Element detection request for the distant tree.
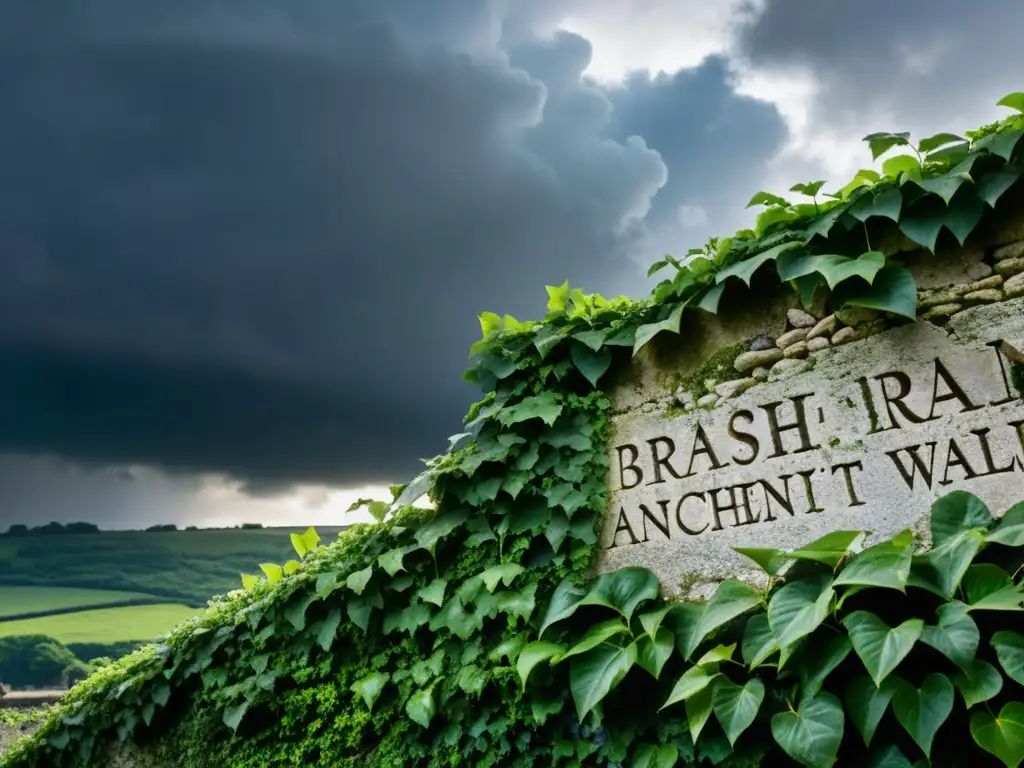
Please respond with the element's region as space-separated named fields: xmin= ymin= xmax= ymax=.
xmin=185 ymin=525 xmax=198 ymax=531
xmin=64 ymin=522 xmax=100 ymax=534
xmin=4 ymin=524 xmax=28 ymax=536
xmin=144 ymin=524 xmax=177 ymax=533
xmin=240 ymin=523 xmax=263 ymax=530
xmin=29 ymin=522 xmax=66 ymax=535
xmin=0 ymin=636 xmax=89 ymax=689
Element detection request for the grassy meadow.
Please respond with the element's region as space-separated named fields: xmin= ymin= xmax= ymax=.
xmin=0 ymin=604 xmax=200 ymax=644
xmin=0 ymin=587 xmax=161 ymax=619
xmin=0 ymin=525 xmax=348 ymax=679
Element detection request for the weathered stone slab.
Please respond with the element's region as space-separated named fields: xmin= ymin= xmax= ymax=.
xmin=596 ymin=298 xmax=1024 ymax=599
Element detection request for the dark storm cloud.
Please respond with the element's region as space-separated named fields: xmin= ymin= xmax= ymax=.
xmin=737 ymin=0 xmax=1024 ymax=136
xmin=602 ymin=56 xmax=787 ymax=250
xmin=0 ymin=0 xmax=677 ymax=493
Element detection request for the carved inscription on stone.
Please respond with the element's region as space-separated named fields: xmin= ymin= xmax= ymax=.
xmin=596 ymin=299 xmax=1024 ymax=598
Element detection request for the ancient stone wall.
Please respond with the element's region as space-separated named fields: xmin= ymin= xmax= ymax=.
xmin=597 ymin=201 xmax=1024 ymax=599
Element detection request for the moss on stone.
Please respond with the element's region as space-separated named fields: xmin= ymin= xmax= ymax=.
xmin=675 ymin=341 xmax=748 ymax=401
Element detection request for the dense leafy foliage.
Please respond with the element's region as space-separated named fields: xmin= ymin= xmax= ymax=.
xmin=0 ymin=636 xmax=91 ymax=690
xmin=3 ymin=94 xmax=1024 ymax=768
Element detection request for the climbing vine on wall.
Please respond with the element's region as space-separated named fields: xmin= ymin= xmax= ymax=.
xmin=4 ymin=93 xmax=1024 ymax=768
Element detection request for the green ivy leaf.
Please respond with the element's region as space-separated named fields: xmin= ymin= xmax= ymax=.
xmin=742 ymin=612 xmax=779 ymax=669
xmin=768 ymin=574 xmax=834 ymax=652
xmin=842 ymin=611 xmax=923 ymax=687
xmin=788 ymin=530 xmax=865 ymax=568
xmin=633 ymin=744 xmax=680 ymax=768
xmin=770 ymin=692 xmax=845 ymax=768
xmin=777 ymin=250 xmax=885 ymax=291
xmin=919 ymin=133 xmax=966 ymax=154
xmin=712 ymin=677 xmax=765 ymax=747
xmin=733 ymin=547 xmax=788 ymax=577
xmin=378 ymin=548 xmax=408 ymax=577
xmin=479 ymin=564 xmax=525 ymax=593
xmin=538 ymin=578 xmax=587 ymax=638
xmin=415 ymin=508 xmax=469 ymax=557
xmin=241 ymin=574 xmax=261 ymax=591
xmin=909 ymin=529 xmax=985 ymax=599
xmin=222 ymin=701 xmax=249 ymax=732
xmin=517 ymin=642 xmax=567 ymax=686
xmin=716 ymin=241 xmax=802 ymax=288
xmin=755 ymin=206 xmax=801 ymax=237
xmin=867 ymin=744 xmax=915 ymax=768
xmin=952 ymin=660 xmax=1004 ymax=708
xmin=557 ymin=619 xmax=630 ymax=664
xmin=497 ymin=392 xmax=563 ymax=427
xmin=978 ymin=128 xmax=1024 ymax=161
xmin=638 ymin=606 xmax=673 ymax=641
xmin=993 ymin=631 xmax=1024 ymax=685
xmin=971 ymin=702 xmax=1024 ymax=768
xmin=839 ymin=265 xmax=918 ymax=320
xmin=632 ymin=302 xmax=686 ymax=357
xmin=864 ymin=131 xmax=911 ymax=160
xmin=919 ymin=602 xmax=979 ymax=673
xmin=933 ymin=491 xmax=993 ymax=546
xmin=259 ymin=563 xmax=283 ymax=583
xmin=747 ymin=191 xmax=791 ymax=208
xmin=351 ymin=671 xmax=389 ymax=713
xmin=796 ymin=633 xmax=852 ymax=701
xmin=998 ymin=93 xmax=1024 ymax=114
xmin=570 ymin=341 xmax=613 ymax=387
xmin=569 ymin=640 xmax=638 ymax=720
xmin=977 ymin=163 xmax=1024 ymax=208
xmin=315 ymin=608 xmax=342 ymax=652
xmin=416 ymin=578 xmax=447 ymax=607
xmin=686 ymin=687 xmax=715 ymax=744
xmin=636 ymin=628 xmax=675 ymax=680
xmin=661 ymin=665 xmax=720 ymax=711
xmin=834 ymin=530 xmax=913 ymax=592
xmin=846 ymin=675 xmax=899 ymax=748
xmin=348 ymin=591 xmax=382 ymax=632
xmin=790 ymin=181 xmax=826 ymax=198
xmin=578 ymin=567 xmax=660 ymax=622
xmin=685 ymin=579 xmax=763 ymax=658
xmin=803 ymin=204 xmax=849 ymax=242
xmin=346 ymin=566 xmax=374 ymax=595
xmin=850 ymin=185 xmax=903 ymax=222
xmin=284 ymin=593 xmax=316 ymax=632
xmin=987 ymin=503 xmax=1024 ymax=547
xmin=891 ymin=673 xmax=955 ymax=760
xmin=964 ymin=563 xmax=1014 ymax=603
xmin=406 ymin=688 xmax=436 ymax=728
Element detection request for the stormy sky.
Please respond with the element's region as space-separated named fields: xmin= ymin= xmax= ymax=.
xmin=0 ymin=0 xmax=1021 ymax=529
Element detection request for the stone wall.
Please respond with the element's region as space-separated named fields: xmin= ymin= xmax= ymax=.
xmin=597 ymin=197 xmax=1024 ymax=599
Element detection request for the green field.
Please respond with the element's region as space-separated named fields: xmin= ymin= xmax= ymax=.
xmin=0 ymin=587 xmax=161 ymax=618
xmin=0 ymin=526 xmax=349 ymax=605
xmin=0 ymin=604 xmax=200 ymax=644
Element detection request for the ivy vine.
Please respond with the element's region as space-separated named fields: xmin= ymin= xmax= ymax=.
xmin=3 ymin=93 xmax=1024 ymax=768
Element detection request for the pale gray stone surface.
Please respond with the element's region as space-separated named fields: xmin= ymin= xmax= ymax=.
xmin=735 ymin=349 xmax=783 ymax=373
xmin=783 ymin=341 xmax=809 ymax=359
xmin=807 ymin=337 xmax=830 ymax=352
xmin=787 ymin=308 xmax=818 ymax=328
xmin=596 ymin=298 xmax=1024 ymax=599
xmin=1006 ymin=273 xmax=1024 ymax=298
xmin=831 ymin=327 xmax=859 ymax=345
xmin=807 ymin=315 xmax=836 ymax=340
xmin=777 ymin=328 xmax=810 ymax=348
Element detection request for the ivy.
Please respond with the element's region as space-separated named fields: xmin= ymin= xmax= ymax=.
xmin=5 ymin=92 xmax=1024 ymax=768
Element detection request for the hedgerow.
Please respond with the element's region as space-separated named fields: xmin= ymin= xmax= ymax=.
xmin=3 ymin=93 xmax=1024 ymax=768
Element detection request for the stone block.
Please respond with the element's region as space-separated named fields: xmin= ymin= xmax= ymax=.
xmin=734 ymin=348 xmax=784 ymax=373
xmin=787 ymin=308 xmax=818 ymax=328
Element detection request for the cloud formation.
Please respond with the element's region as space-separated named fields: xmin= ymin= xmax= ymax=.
xmin=1 ymin=0 xmax=787 ymax=521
